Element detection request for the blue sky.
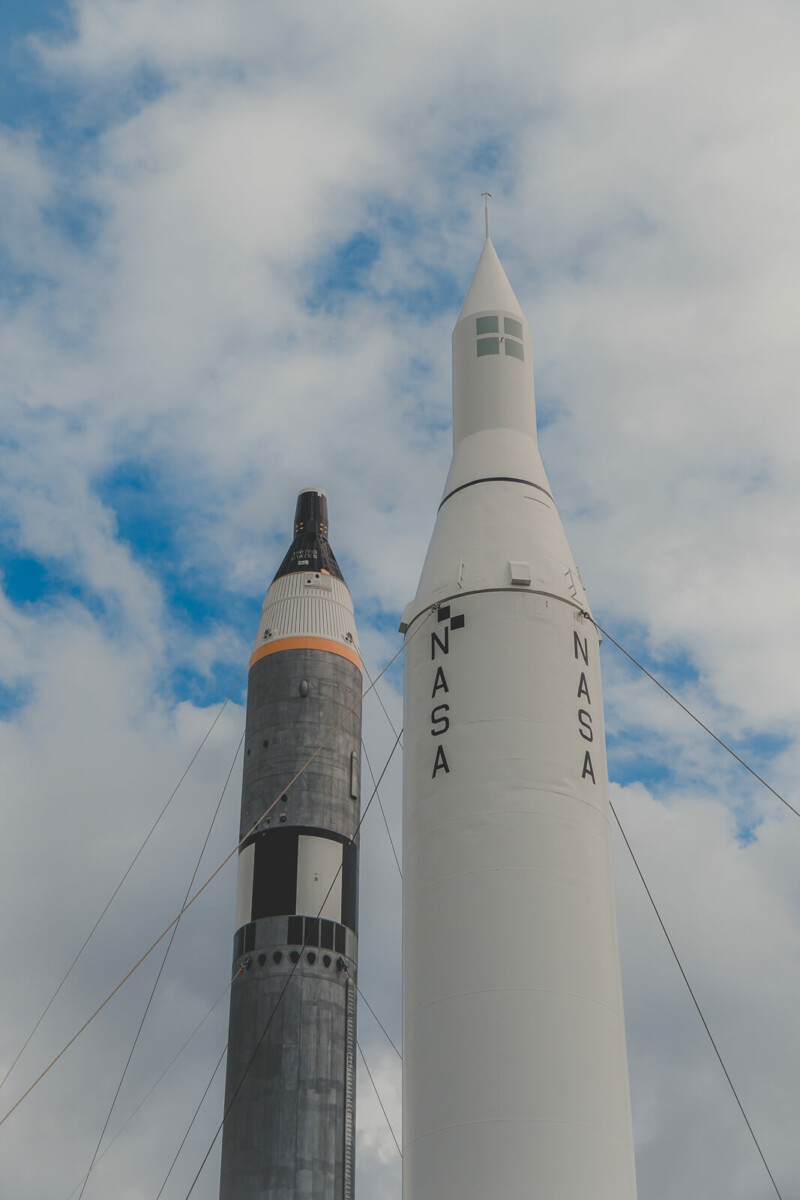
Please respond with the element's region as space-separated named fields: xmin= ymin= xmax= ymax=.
xmin=0 ymin=2 xmax=63 ymax=126
xmin=1 ymin=2 xmax=799 ymax=1198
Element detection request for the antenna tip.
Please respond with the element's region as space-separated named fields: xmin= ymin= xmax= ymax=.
xmin=482 ymin=192 xmax=492 ymax=241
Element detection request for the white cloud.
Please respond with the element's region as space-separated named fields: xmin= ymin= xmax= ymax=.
xmin=0 ymin=0 xmax=798 ymax=1195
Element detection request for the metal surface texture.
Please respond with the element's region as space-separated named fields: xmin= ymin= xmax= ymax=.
xmin=401 ymin=235 xmax=638 ymax=1199
xmin=219 ymin=495 xmax=361 ymax=1200
xmin=274 ymin=489 xmax=344 ymax=582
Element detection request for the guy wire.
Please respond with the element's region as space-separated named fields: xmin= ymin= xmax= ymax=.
xmin=0 ymin=612 xmax=431 ymax=1132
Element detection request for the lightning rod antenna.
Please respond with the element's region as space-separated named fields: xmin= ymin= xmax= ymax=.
xmin=482 ymin=192 xmax=491 ymax=240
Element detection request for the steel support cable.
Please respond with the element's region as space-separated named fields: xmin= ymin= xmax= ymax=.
xmin=75 ymin=730 xmax=245 ymax=1200
xmin=155 ymin=1043 xmax=228 ymax=1200
xmin=609 ymin=799 xmax=783 ymax=1200
xmin=584 ymin=615 xmax=800 ymax=821
xmin=357 ymin=1040 xmax=401 ymax=1157
xmin=181 ymin=729 xmax=405 ymax=1198
xmin=64 ymin=973 xmax=239 ymax=1200
xmin=182 ymin=960 xmax=301 ymax=1198
xmin=0 ymin=613 xmax=431 ymax=1134
xmin=362 ymin=738 xmax=402 ymax=878
xmin=0 ymin=662 xmax=249 ymax=1097
xmin=356 ymin=985 xmax=402 ymax=1060
xmin=361 ymin=655 xmax=403 ymax=748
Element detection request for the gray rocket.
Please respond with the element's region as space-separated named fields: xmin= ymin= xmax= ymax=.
xmin=400 ymin=216 xmax=638 ymax=1198
xmin=219 ymin=488 xmax=361 ymax=1200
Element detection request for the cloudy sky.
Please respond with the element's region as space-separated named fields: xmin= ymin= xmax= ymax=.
xmin=1 ymin=0 xmax=798 ymax=1196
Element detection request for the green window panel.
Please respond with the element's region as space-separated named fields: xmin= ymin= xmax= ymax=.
xmin=477 ymin=337 xmax=500 ymax=356
xmin=504 ymin=317 xmax=523 ymax=340
xmin=476 ymin=315 xmax=499 ymax=335
xmin=504 ymin=339 xmax=524 ymax=361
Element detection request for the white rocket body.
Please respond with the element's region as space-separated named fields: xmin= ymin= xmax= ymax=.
xmin=400 ymin=238 xmax=638 ymax=1199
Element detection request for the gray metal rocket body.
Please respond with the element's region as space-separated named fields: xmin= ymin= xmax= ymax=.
xmin=219 ymin=490 xmax=362 ymax=1200
xmin=400 ymin=232 xmax=638 ymax=1198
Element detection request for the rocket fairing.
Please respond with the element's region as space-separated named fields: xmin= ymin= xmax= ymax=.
xmin=219 ymin=489 xmax=361 ymax=1200
xmin=400 ymin=230 xmax=638 ymax=1198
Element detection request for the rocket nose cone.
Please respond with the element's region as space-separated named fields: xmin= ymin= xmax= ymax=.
xmin=457 ymin=239 xmax=524 ymax=324
xmin=272 ymin=488 xmax=344 ymax=582
xmin=450 ymin=235 xmax=537 ymax=449
xmin=294 ymin=488 xmax=329 ymax=538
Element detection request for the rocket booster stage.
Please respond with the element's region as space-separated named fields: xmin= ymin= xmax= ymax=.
xmin=400 ymin=231 xmax=638 ymax=1198
xmin=219 ymin=490 xmax=361 ymax=1200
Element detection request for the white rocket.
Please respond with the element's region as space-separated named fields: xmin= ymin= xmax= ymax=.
xmin=400 ymin=210 xmax=638 ymax=1199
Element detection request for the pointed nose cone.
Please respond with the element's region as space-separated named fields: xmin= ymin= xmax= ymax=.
xmin=451 ymin=234 xmax=536 ymax=450
xmin=273 ymin=487 xmax=344 ymax=582
xmin=457 ymin=237 xmax=524 ymax=324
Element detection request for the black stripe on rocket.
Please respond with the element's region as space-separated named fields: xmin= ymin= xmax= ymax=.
xmin=430 ymin=605 xmax=466 ymax=779
xmin=234 ymin=826 xmax=358 ymax=933
xmin=234 ymin=916 xmax=349 ymax=962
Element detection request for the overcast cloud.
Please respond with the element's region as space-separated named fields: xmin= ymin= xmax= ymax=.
xmin=0 ymin=1 xmax=798 ymax=1196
